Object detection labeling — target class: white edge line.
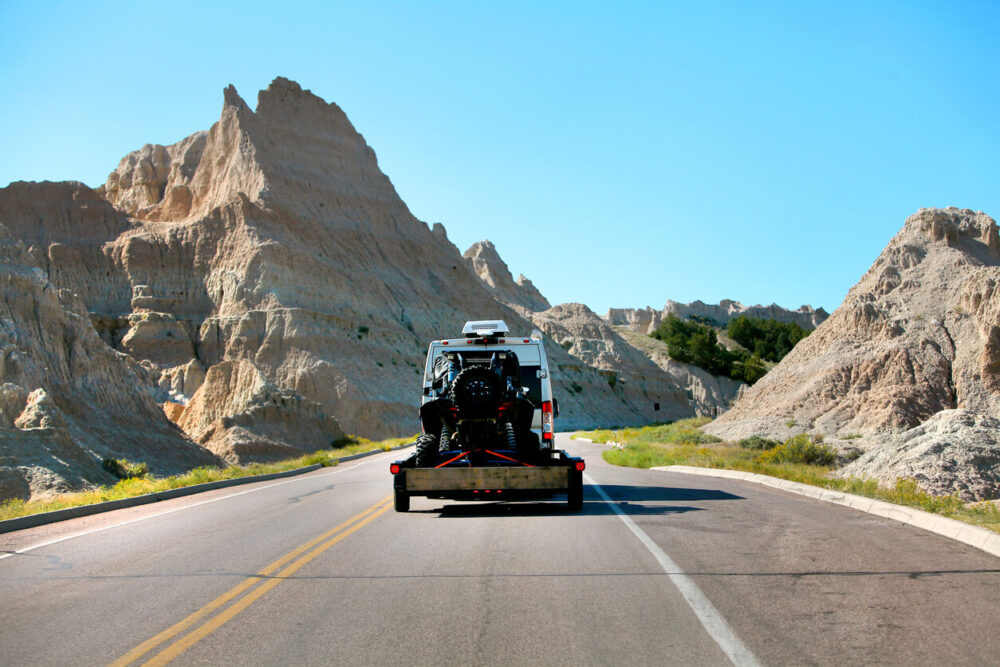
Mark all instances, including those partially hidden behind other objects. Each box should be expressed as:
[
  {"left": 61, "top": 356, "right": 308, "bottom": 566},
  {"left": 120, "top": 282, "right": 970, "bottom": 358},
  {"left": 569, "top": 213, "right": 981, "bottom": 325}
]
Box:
[
  {"left": 585, "top": 473, "right": 759, "bottom": 667},
  {"left": 0, "top": 447, "right": 410, "bottom": 561}
]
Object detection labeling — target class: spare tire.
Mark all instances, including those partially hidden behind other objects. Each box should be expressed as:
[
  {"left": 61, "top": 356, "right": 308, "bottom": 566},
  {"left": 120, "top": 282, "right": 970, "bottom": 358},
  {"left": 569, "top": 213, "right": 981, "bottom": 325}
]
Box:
[{"left": 450, "top": 366, "right": 502, "bottom": 415}]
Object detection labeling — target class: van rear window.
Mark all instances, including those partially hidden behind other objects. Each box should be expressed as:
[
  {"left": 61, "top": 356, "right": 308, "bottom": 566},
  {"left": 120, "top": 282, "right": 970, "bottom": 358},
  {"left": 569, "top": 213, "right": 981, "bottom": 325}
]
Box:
[{"left": 519, "top": 366, "right": 542, "bottom": 408}]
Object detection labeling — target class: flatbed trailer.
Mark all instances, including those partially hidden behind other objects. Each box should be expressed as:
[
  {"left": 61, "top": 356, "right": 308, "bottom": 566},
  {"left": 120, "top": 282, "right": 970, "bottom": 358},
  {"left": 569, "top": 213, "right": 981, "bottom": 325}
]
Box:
[{"left": 390, "top": 449, "right": 585, "bottom": 512}]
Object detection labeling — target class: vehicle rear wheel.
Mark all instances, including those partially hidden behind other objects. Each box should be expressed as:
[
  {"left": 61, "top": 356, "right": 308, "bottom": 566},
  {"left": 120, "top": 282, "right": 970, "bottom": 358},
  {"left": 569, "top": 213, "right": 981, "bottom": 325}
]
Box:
[
  {"left": 415, "top": 433, "right": 439, "bottom": 467},
  {"left": 394, "top": 488, "right": 410, "bottom": 512}
]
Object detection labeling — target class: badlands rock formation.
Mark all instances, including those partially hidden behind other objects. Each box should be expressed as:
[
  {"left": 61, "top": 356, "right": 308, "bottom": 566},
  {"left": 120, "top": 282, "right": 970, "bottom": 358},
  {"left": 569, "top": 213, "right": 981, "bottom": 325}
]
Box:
[
  {"left": 607, "top": 300, "right": 828, "bottom": 334},
  {"left": 706, "top": 208, "right": 1000, "bottom": 499},
  {"left": 0, "top": 77, "right": 710, "bottom": 498},
  {"left": 525, "top": 303, "right": 742, "bottom": 420},
  {"left": 528, "top": 304, "right": 692, "bottom": 422},
  {"left": 464, "top": 241, "right": 550, "bottom": 312},
  {"left": 0, "top": 224, "right": 220, "bottom": 501}
]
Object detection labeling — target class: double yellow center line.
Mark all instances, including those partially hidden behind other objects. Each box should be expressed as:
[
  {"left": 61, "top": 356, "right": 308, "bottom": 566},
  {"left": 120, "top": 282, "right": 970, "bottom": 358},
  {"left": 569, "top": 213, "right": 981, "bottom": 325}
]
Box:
[{"left": 111, "top": 495, "right": 393, "bottom": 666}]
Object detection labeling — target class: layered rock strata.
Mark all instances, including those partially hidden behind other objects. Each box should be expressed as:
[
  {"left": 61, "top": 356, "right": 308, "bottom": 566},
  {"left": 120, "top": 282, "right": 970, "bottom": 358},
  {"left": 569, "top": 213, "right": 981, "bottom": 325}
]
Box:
[{"left": 0, "top": 225, "right": 220, "bottom": 500}]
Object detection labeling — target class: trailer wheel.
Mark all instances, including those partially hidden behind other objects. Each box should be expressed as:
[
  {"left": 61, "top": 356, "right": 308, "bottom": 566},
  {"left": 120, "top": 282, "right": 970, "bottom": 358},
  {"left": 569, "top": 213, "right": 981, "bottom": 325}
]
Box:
[
  {"left": 567, "top": 476, "right": 583, "bottom": 511},
  {"left": 394, "top": 488, "right": 410, "bottom": 512}
]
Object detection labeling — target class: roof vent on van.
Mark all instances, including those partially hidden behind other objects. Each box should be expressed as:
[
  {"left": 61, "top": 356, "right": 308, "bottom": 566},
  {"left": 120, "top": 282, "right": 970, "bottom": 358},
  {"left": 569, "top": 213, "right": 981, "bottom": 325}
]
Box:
[{"left": 463, "top": 320, "right": 510, "bottom": 337}]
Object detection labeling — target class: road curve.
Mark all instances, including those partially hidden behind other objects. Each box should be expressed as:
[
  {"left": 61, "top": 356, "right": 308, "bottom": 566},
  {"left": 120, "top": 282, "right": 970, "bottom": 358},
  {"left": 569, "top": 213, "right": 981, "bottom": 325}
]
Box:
[{"left": 1, "top": 433, "right": 998, "bottom": 666}]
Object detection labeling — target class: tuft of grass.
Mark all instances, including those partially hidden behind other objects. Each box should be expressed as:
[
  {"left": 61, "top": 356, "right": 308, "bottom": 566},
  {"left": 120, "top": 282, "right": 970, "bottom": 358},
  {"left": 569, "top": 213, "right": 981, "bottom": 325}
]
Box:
[
  {"left": 0, "top": 434, "right": 417, "bottom": 522},
  {"left": 102, "top": 458, "right": 150, "bottom": 480},
  {"left": 756, "top": 434, "right": 836, "bottom": 466},
  {"left": 737, "top": 435, "right": 781, "bottom": 451},
  {"left": 577, "top": 422, "right": 1000, "bottom": 534}
]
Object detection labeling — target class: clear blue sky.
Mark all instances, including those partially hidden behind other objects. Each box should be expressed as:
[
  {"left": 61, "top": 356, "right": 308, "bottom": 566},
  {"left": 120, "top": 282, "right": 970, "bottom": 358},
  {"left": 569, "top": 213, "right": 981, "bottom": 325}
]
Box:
[{"left": 2, "top": 1, "right": 997, "bottom": 315}]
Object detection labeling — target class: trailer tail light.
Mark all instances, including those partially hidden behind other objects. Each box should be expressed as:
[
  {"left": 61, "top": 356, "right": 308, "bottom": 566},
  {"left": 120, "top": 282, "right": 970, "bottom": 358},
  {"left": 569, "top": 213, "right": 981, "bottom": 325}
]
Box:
[
  {"left": 390, "top": 464, "right": 401, "bottom": 474},
  {"left": 541, "top": 401, "right": 554, "bottom": 444},
  {"left": 574, "top": 461, "right": 586, "bottom": 472}
]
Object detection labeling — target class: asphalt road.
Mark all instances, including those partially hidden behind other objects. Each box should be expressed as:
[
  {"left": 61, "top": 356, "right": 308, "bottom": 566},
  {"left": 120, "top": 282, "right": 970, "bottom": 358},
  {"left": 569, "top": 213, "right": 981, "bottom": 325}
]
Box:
[{"left": 2, "top": 433, "right": 999, "bottom": 666}]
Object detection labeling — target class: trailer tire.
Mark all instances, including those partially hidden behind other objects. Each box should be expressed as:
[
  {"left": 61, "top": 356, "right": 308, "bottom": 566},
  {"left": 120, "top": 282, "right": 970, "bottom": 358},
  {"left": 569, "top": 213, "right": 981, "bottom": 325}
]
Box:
[
  {"left": 394, "top": 488, "right": 410, "bottom": 512},
  {"left": 415, "top": 433, "right": 439, "bottom": 467},
  {"left": 567, "top": 475, "right": 583, "bottom": 511}
]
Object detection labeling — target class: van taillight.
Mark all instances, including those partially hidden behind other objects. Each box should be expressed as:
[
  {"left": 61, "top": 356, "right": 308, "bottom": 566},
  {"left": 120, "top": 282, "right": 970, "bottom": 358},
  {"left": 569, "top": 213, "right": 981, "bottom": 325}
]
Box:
[{"left": 542, "top": 401, "right": 554, "bottom": 442}]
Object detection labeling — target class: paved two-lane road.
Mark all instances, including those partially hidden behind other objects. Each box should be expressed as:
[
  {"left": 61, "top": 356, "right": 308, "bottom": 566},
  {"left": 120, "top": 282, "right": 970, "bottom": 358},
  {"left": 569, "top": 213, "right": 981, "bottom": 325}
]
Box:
[{"left": 2, "top": 434, "right": 998, "bottom": 665}]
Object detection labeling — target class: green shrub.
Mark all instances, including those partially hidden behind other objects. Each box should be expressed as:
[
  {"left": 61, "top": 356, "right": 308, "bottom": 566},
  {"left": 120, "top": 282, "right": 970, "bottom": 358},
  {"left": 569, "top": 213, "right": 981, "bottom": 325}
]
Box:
[
  {"left": 726, "top": 316, "right": 810, "bottom": 363},
  {"left": 731, "top": 354, "right": 768, "bottom": 384},
  {"left": 738, "top": 435, "right": 781, "bottom": 450},
  {"left": 650, "top": 314, "right": 780, "bottom": 385},
  {"left": 651, "top": 314, "right": 741, "bottom": 378},
  {"left": 756, "top": 434, "right": 836, "bottom": 466},
  {"left": 102, "top": 458, "right": 150, "bottom": 480}
]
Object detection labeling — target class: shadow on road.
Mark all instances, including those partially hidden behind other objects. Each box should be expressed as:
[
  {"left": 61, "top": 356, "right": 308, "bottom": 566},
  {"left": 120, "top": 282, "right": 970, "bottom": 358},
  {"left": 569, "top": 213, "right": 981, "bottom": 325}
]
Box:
[
  {"left": 422, "top": 501, "right": 702, "bottom": 518},
  {"left": 593, "top": 485, "right": 743, "bottom": 502},
  {"left": 420, "top": 483, "right": 744, "bottom": 518}
]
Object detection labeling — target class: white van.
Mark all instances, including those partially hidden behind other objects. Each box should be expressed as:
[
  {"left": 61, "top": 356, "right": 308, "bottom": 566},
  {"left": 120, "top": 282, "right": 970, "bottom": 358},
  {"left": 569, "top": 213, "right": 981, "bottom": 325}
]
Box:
[{"left": 420, "top": 320, "right": 557, "bottom": 451}]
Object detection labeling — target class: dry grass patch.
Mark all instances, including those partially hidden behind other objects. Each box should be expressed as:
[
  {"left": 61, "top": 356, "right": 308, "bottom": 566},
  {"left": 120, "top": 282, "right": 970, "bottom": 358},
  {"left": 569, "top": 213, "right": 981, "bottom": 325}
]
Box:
[
  {"left": 0, "top": 434, "right": 415, "bottom": 522},
  {"left": 575, "top": 422, "right": 1000, "bottom": 534}
]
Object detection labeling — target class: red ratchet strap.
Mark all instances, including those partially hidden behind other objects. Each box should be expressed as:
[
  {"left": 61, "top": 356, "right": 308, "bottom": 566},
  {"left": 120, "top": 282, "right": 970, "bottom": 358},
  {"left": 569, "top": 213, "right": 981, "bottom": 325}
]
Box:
[
  {"left": 434, "top": 451, "right": 469, "bottom": 468},
  {"left": 483, "top": 450, "right": 535, "bottom": 467}
]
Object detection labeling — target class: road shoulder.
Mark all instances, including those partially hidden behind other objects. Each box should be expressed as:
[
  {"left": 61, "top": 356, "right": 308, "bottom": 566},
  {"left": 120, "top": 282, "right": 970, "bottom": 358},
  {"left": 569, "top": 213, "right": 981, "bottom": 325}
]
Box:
[{"left": 654, "top": 465, "right": 1000, "bottom": 558}]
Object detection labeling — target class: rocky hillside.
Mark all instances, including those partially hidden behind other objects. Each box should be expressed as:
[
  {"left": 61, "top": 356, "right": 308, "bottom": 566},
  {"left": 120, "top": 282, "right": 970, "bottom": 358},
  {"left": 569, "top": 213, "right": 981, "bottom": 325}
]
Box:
[
  {"left": 524, "top": 303, "right": 723, "bottom": 422},
  {"left": 607, "top": 300, "right": 828, "bottom": 334},
  {"left": 705, "top": 208, "right": 1000, "bottom": 500},
  {"left": 0, "top": 224, "right": 220, "bottom": 501}
]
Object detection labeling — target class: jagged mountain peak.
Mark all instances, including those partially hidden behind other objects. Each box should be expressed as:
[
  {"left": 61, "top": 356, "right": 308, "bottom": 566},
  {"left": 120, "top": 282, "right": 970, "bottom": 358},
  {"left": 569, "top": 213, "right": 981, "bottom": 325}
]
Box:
[
  {"left": 464, "top": 240, "right": 551, "bottom": 312},
  {"left": 100, "top": 77, "right": 392, "bottom": 225}
]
